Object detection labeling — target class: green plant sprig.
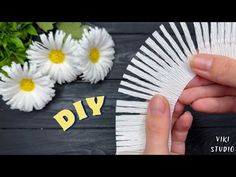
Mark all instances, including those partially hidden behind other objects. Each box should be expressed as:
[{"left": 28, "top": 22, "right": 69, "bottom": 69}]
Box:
[{"left": 0, "top": 22, "right": 38, "bottom": 76}]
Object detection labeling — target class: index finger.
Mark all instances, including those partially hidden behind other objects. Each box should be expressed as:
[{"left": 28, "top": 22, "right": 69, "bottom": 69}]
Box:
[{"left": 191, "top": 54, "right": 236, "bottom": 88}]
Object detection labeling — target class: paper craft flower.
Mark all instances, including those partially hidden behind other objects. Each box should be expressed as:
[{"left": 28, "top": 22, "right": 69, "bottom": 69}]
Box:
[
  {"left": 77, "top": 27, "right": 115, "bottom": 84},
  {"left": 0, "top": 62, "right": 55, "bottom": 112},
  {"left": 26, "top": 30, "right": 81, "bottom": 84}
]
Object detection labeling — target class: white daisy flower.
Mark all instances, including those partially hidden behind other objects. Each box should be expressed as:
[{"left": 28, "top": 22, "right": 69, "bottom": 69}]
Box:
[
  {"left": 77, "top": 27, "right": 115, "bottom": 84},
  {"left": 26, "top": 30, "right": 81, "bottom": 84},
  {"left": 0, "top": 62, "right": 55, "bottom": 112}
]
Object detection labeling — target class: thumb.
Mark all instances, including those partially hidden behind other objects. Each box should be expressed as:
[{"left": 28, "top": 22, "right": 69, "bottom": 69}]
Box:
[
  {"left": 144, "top": 95, "right": 170, "bottom": 155},
  {"left": 191, "top": 54, "right": 236, "bottom": 88}
]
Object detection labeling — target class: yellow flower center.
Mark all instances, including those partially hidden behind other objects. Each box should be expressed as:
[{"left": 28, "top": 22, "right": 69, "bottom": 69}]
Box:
[
  {"left": 19, "top": 79, "right": 35, "bottom": 92},
  {"left": 89, "top": 48, "right": 100, "bottom": 63},
  {"left": 49, "top": 50, "right": 65, "bottom": 64}
]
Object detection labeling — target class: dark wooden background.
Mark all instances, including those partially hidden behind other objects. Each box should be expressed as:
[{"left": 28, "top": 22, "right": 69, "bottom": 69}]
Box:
[{"left": 1, "top": 22, "right": 236, "bottom": 155}]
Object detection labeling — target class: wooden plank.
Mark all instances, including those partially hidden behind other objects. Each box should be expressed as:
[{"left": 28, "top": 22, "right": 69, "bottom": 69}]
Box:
[
  {"left": 0, "top": 79, "right": 143, "bottom": 129},
  {"left": 105, "top": 34, "right": 148, "bottom": 80},
  {"left": 186, "top": 107, "right": 236, "bottom": 128},
  {"left": 0, "top": 80, "right": 122, "bottom": 129},
  {"left": 0, "top": 127, "right": 236, "bottom": 155},
  {"left": 0, "top": 129, "right": 115, "bottom": 155},
  {"left": 93, "top": 22, "right": 195, "bottom": 34},
  {"left": 191, "top": 111, "right": 236, "bottom": 128}
]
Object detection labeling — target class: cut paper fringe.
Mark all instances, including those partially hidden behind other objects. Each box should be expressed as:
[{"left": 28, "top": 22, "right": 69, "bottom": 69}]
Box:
[{"left": 116, "top": 22, "right": 236, "bottom": 155}]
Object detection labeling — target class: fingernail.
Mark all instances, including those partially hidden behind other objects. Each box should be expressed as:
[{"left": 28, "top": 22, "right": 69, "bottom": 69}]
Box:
[
  {"left": 191, "top": 56, "right": 213, "bottom": 71},
  {"left": 148, "top": 95, "right": 166, "bottom": 117}
]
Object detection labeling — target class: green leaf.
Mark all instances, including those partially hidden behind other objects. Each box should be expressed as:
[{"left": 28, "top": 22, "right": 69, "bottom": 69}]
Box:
[
  {"left": 0, "top": 22, "right": 39, "bottom": 76},
  {"left": 14, "top": 55, "right": 26, "bottom": 64},
  {"left": 56, "top": 22, "right": 89, "bottom": 39},
  {"left": 0, "top": 57, "right": 11, "bottom": 67},
  {"left": 24, "top": 38, "right": 32, "bottom": 48},
  {"left": 25, "top": 25, "right": 38, "bottom": 36},
  {"left": 9, "top": 37, "right": 25, "bottom": 49},
  {"left": 1, "top": 37, "right": 8, "bottom": 49},
  {"left": 36, "top": 22, "right": 55, "bottom": 32},
  {"left": 17, "top": 22, "right": 32, "bottom": 30},
  {"left": 9, "top": 22, "right": 17, "bottom": 31}
]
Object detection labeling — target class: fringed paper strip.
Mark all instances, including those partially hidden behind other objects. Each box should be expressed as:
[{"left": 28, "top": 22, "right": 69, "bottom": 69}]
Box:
[{"left": 116, "top": 22, "right": 236, "bottom": 155}]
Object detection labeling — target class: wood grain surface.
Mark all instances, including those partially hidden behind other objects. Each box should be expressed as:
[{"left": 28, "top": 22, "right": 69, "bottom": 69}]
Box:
[{"left": 0, "top": 22, "right": 236, "bottom": 155}]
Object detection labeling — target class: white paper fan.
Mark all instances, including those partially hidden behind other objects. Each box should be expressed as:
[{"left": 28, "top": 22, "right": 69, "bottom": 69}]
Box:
[{"left": 116, "top": 22, "right": 236, "bottom": 155}]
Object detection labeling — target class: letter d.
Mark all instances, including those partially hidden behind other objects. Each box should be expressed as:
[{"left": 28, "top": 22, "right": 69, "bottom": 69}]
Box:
[{"left": 54, "top": 109, "right": 75, "bottom": 131}]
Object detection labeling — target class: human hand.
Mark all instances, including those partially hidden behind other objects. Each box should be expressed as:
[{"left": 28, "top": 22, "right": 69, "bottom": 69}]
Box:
[
  {"left": 144, "top": 54, "right": 236, "bottom": 154},
  {"left": 180, "top": 54, "right": 236, "bottom": 113},
  {"left": 144, "top": 95, "right": 193, "bottom": 155}
]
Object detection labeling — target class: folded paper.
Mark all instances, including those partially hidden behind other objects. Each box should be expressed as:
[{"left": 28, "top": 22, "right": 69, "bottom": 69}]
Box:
[{"left": 116, "top": 22, "right": 236, "bottom": 154}]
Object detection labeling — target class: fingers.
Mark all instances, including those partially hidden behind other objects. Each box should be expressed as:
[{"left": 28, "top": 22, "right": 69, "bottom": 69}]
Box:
[
  {"left": 185, "top": 75, "right": 213, "bottom": 89},
  {"left": 191, "top": 96, "right": 236, "bottom": 113},
  {"left": 171, "top": 111, "right": 193, "bottom": 155},
  {"left": 191, "top": 54, "right": 236, "bottom": 88},
  {"left": 172, "top": 101, "right": 185, "bottom": 127},
  {"left": 144, "top": 95, "right": 170, "bottom": 155},
  {"left": 180, "top": 84, "right": 236, "bottom": 104}
]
